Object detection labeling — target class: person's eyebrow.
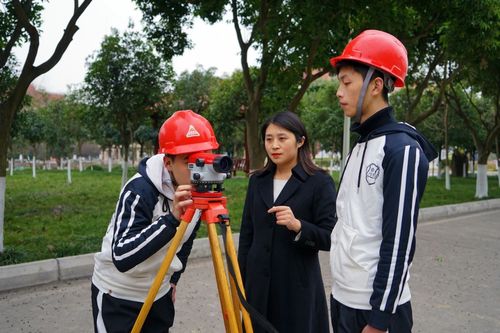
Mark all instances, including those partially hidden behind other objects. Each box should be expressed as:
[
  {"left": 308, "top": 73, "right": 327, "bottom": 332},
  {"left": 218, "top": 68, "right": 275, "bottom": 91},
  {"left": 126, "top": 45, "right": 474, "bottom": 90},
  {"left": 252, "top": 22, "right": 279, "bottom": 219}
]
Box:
[{"left": 338, "top": 73, "right": 349, "bottom": 81}]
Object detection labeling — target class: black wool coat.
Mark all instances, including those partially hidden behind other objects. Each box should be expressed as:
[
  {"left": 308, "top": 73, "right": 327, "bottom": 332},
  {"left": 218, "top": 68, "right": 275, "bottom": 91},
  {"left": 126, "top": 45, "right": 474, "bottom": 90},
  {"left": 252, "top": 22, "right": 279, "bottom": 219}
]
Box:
[{"left": 238, "top": 164, "right": 336, "bottom": 333}]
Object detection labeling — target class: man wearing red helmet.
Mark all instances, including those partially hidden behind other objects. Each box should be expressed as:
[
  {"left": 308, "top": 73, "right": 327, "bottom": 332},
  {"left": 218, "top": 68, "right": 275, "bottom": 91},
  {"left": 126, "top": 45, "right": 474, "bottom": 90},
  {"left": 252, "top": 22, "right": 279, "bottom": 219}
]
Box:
[
  {"left": 91, "top": 110, "right": 218, "bottom": 332},
  {"left": 328, "top": 30, "right": 437, "bottom": 333}
]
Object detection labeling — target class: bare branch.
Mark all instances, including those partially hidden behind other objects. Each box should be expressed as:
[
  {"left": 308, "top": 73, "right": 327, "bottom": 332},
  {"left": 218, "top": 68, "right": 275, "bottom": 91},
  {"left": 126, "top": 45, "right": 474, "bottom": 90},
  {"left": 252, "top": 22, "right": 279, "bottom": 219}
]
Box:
[
  {"left": 458, "top": 80, "right": 489, "bottom": 130},
  {"left": 288, "top": 38, "right": 328, "bottom": 112},
  {"left": 408, "top": 52, "right": 444, "bottom": 114},
  {"left": 447, "top": 84, "right": 481, "bottom": 151},
  {"left": 231, "top": 0, "right": 253, "bottom": 96},
  {"left": 255, "top": 0, "right": 272, "bottom": 99},
  {"left": 34, "top": 0, "right": 92, "bottom": 76},
  {"left": 411, "top": 75, "right": 449, "bottom": 125},
  {"left": 13, "top": 0, "right": 39, "bottom": 77}
]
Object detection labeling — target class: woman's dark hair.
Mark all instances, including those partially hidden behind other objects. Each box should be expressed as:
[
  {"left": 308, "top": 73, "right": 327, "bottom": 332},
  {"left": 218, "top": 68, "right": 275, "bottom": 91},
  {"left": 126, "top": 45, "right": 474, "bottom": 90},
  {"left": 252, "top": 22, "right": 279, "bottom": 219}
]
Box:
[
  {"left": 257, "top": 111, "right": 325, "bottom": 176},
  {"left": 336, "top": 60, "right": 391, "bottom": 102}
]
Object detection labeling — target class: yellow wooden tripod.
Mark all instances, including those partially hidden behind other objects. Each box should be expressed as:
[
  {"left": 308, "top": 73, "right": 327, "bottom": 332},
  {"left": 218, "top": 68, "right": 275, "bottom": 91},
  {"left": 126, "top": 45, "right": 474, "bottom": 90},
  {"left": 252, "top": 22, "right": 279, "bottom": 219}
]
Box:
[{"left": 131, "top": 192, "right": 253, "bottom": 333}]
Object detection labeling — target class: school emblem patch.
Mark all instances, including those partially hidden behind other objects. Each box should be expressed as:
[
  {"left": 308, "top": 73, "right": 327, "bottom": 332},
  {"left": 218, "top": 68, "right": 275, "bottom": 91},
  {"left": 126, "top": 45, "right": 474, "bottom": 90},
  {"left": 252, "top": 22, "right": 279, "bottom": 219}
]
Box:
[{"left": 365, "top": 163, "right": 380, "bottom": 185}]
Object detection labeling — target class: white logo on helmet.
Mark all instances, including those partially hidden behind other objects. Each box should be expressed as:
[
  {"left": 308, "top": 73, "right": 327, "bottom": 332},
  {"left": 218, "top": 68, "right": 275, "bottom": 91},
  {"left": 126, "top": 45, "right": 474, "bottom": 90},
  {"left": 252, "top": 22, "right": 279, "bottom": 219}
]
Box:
[{"left": 186, "top": 124, "right": 200, "bottom": 138}]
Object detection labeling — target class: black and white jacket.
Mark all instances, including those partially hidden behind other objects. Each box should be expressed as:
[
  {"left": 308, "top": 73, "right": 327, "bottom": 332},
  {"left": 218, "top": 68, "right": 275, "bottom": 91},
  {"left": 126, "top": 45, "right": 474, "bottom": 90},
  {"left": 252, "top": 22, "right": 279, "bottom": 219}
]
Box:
[
  {"left": 330, "top": 107, "right": 437, "bottom": 330},
  {"left": 92, "top": 154, "right": 200, "bottom": 302}
]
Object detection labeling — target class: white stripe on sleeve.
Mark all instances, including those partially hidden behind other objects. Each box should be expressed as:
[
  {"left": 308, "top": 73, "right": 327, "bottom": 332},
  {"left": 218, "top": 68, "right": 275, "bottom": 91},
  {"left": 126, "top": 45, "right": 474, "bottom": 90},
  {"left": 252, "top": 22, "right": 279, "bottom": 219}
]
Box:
[{"left": 381, "top": 145, "right": 409, "bottom": 310}]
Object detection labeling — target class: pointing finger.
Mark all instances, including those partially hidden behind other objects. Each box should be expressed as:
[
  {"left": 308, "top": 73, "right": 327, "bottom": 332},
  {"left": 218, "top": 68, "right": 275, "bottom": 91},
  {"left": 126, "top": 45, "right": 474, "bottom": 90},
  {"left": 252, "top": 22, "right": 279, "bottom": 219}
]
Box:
[{"left": 267, "top": 206, "right": 287, "bottom": 213}]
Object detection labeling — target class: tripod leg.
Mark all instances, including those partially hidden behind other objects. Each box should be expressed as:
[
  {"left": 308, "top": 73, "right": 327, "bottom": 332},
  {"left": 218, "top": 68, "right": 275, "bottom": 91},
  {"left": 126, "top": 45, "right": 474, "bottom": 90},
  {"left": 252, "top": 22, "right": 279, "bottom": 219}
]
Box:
[
  {"left": 224, "top": 224, "right": 254, "bottom": 333},
  {"left": 207, "top": 223, "right": 240, "bottom": 333},
  {"left": 211, "top": 244, "right": 230, "bottom": 330},
  {"left": 131, "top": 220, "right": 190, "bottom": 333},
  {"left": 229, "top": 279, "right": 243, "bottom": 333}
]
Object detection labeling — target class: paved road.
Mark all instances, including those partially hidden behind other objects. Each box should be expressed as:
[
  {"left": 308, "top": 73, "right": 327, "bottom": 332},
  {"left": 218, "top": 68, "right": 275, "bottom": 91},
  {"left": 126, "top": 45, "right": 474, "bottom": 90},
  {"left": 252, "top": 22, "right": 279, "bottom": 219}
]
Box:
[{"left": 1, "top": 209, "right": 499, "bottom": 332}]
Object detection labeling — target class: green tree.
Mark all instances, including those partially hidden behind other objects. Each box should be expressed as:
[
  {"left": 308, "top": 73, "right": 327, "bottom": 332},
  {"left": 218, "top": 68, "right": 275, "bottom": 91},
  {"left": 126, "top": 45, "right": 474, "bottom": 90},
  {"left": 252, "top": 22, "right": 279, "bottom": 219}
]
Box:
[
  {"left": 300, "top": 78, "right": 344, "bottom": 157},
  {"left": 172, "top": 65, "right": 219, "bottom": 114},
  {"left": 133, "top": 0, "right": 500, "bottom": 174},
  {"left": 88, "top": 115, "right": 121, "bottom": 165},
  {"left": 446, "top": 82, "right": 499, "bottom": 198},
  {"left": 206, "top": 70, "right": 248, "bottom": 160},
  {"left": 39, "top": 99, "right": 76, "bottom": 161},
  {"left": 440, "top": 0, "right": 500, "bottom": 197},
  {"left": 134, "top": 124, "right": 156, "bottom": 158},
  {"left": 83, "top": 28, "right": 173, "bottom": 187},
  {"left": 13, "top": 107, "right": 45, "bottom": 157},
  {"left": 133, "top": 0, "right": 353, "bottom": 170},
  {"left": 0, "top": 0, "right": 92, "bottom": 252},
  {"left": 66, "top": 92, "right": 92, "bottom": 157},
  {"left": 349, "top": 1, "right": 451, "bottom": 126}
]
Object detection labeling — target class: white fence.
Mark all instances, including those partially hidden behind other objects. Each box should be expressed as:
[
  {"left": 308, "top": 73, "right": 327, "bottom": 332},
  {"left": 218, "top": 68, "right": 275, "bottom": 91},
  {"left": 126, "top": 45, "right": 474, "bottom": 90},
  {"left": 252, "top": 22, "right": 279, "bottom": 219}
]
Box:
[{"left": 6, "top": 156, "right": 139, "bottom": 174}]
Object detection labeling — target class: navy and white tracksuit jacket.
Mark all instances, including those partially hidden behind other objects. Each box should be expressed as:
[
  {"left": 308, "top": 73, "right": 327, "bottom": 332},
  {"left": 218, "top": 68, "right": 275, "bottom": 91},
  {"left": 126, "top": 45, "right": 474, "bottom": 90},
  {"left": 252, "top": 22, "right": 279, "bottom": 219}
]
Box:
[
  {"left": 92, "top": 154, "right": 200, "bottom": 302},
  {"left": 330, "top": 107, "right": 437, "bottom": 330}
]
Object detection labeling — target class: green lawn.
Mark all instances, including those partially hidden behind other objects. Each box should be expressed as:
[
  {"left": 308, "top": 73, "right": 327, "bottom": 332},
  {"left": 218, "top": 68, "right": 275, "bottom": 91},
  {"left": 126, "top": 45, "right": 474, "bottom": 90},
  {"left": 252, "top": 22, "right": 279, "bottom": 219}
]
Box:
[{"left": 1, "top": 168, "right": 499, "bottom": 265}]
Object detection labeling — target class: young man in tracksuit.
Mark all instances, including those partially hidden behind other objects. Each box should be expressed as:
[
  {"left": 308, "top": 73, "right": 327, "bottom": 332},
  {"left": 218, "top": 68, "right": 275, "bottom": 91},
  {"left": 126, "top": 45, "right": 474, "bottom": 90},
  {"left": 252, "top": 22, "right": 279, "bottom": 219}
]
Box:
[
  {"left": 329, "top": 30, "right": 438, "bottom": 333},
  {"left": 91, "top": 110, "right": 220, "bottom": 332}
]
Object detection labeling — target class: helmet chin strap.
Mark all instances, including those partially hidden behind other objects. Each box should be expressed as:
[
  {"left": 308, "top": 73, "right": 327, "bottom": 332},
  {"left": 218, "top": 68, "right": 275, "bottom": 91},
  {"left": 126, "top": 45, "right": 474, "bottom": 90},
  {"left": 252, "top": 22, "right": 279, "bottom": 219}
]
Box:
[{"left": 355, "top": 67, "right": 375, "bottom": 123}]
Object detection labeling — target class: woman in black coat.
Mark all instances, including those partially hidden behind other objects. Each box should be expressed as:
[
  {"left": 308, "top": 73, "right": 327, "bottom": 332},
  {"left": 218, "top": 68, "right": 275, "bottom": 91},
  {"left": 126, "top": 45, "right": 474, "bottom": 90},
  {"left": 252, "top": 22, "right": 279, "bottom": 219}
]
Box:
[{"left": 238, "top": 111, "right": 337, "bottom": 333}]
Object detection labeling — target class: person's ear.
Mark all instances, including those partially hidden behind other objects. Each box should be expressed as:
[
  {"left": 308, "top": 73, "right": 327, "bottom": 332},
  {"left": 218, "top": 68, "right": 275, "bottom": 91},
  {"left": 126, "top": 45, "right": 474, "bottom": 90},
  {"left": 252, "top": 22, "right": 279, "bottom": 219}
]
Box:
[
  {"left": 164, "top": 156, "right": 173, "bottom": 171},
  {"left": 372, "top": 77, "right": 384, "bottom": 95},
  {"left": 297, "top": 136, "right": 305, "bottom": 148}
]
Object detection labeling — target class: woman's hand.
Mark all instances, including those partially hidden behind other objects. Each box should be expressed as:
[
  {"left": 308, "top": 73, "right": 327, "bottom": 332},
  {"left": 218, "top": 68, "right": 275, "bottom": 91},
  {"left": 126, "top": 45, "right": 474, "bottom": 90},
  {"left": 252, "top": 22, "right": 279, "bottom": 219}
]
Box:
[{"left": 268, "top": 206, "right": 302, "bottom": 233}]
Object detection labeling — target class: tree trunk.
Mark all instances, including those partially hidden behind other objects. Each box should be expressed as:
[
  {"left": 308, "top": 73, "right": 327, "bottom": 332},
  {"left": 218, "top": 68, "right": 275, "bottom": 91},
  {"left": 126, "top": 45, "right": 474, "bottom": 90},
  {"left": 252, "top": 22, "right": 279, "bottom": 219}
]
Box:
[
  {"left": 471, "top": 150, "right": 476, "bottom": 176},
  {"left": 475, "top": 164, "right": 488, "bottom": 199},
  {"left": 341, "top": 116, "right": 351, "bottom": 174},
  {"left": 475, "top": 151, "right": 490, "bottom": 198},
  {"left": 0, "top": 177, "right": 5, "bottom": 252},
  {"left": 131, "top": 144, "right": 136, "bottom": 167},
  {"left": 444, "top": 106, "right": 450, "bottom": 190},
  {"left": 107, "top": 147, "right": 113, "bottom": 172},
  {"left": 77, "top": 141, "right": 83, "bottom": 156},
  {"left": 451, "top": 151, "right": 467, "bottom": 177},
  {"left": 437, "top": 146, "right": 442, "bottom": 180},
  {"left": 0, "top": 101, "right": 17, "bottom": 181},
  {"left": 151, "top": 112, "right": 161, "bottom": 154},
  {"left": 121, "top": 145, "right": 130, "bottom": 189},
  {"left": 67, "top": 158, "right": 72, "bottom": 184},
  {"left": 245, "top": 103, "right": 266, "bottom": 172},
  {"left": 496, "top": 137, "right": 500, "bottom": 187},
  {"left": 0, "top": 0, "right": 93, "bottom": 252},
  {"left": 32, "top": 156, "right": 36, "bottom": 178},
  {"left": 121, "top": 160, "right": 129, "bottom": 189},
  {"left": 243, "top": 125, "right": 250, "bottom": 175}
]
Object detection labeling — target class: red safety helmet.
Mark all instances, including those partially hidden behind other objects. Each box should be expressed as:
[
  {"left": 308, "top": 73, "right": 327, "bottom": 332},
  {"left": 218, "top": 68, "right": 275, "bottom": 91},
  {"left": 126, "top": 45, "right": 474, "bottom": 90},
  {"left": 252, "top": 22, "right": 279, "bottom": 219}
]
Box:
[
  {"left": 158, "top": 110, "right": 219, "bottom": 155},
  {"left": 330, "top": 29, "right": 408, "bottom": 87}
]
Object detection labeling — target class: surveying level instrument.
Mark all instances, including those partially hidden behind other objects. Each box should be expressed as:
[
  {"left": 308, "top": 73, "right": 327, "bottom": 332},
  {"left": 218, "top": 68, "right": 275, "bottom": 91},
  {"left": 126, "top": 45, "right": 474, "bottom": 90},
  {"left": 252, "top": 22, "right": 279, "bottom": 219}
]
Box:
[{"left": 131, "top": 153, "right": 253, "bottom": 333}]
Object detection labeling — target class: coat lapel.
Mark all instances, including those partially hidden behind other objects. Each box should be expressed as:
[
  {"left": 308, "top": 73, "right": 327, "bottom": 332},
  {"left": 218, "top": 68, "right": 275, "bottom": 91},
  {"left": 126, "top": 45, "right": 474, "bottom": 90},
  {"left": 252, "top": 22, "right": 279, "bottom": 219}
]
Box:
[
  {"left": 256, "top": 170, "right": 275, "bottom": 209},
  {"left": 273, "top": 176, "right": 302, "bottom": 206},
  {"left": 267, "top": 163, "right": 310, "bottom": 207}
]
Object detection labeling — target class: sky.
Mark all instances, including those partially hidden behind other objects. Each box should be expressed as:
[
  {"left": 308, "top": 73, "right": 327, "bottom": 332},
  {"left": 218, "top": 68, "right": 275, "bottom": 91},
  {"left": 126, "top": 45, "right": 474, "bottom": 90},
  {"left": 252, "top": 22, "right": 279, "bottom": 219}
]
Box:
[{"left": 13, "top": 0, "right": 257, "bottom": 94}]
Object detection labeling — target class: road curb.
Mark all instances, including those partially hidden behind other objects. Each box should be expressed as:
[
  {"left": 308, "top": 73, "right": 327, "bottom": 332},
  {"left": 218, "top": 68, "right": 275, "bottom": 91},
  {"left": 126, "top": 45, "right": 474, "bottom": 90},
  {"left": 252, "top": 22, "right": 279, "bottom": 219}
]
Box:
[
  {"left": 418, "top": 198, "right": 500, "bottom": 222},
  {"left": 1, "top": 198, "right": 499, "bottom": 292}
]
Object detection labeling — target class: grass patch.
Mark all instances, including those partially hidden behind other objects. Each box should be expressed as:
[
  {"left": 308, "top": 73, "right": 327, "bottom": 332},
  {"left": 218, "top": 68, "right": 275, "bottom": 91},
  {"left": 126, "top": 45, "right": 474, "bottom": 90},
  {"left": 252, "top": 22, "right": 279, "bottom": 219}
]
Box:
[
  {"left": 1, "top": 168, "right": 499, "bottom": 265},
  {"left": 3, "top": 168, "right": 120, "bottom": 265},
  {"left": 421, "top": 175, "right": 500, "bottom": 207}
]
